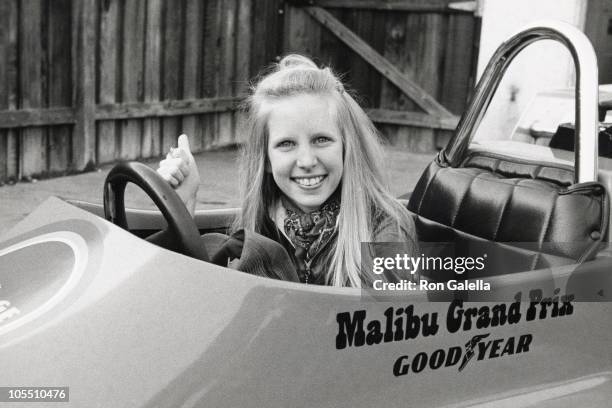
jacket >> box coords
[259,209,419,285]
[204,207,419,286]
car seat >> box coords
[407,22,609,278]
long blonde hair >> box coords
[234,55,413,287]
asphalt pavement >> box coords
[0,146,436,236]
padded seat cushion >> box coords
[408,153,608,265]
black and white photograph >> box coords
[1,0,611,406]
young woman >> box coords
[158,55,418,287]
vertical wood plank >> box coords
[235,0,252,95]
[368,9,386,106]
[437,13,475,149]
[47,0,72,173]
[284,4,321,59]
[250,0,268,75]
[233,0,252,143]
[182,0,204,152]
[272,0,285,64]
[161,0,184,151]
[441,13,475,115]
[345,9,376,107]
[6,0,18,181]
[251,0,283,77]
[0,0,19,182]
[20,0,47,177]
[143,0,162,158]
[202,0,220,148]
[333,9,353,73]
[120,0,145,160]
[217,0,237,146]
[97,0,119,164]
[0,0,7,182]
[72,0,96,170]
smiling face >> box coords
[266,93,344,212]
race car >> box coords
[1,20,611,407]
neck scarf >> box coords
[282,193,340,283]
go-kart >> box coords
[1,21,611,407]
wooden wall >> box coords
[95,0,269,163]
[284,3,478,151]
[0,0,477,183]
[0,0,75,182]
[95,0,252,163]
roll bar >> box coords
[443,20,599,183]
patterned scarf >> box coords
[282,193,340,283]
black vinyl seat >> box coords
[407,151,608,277]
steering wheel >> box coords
[103,161,209,261]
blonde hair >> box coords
[234,54,413,287]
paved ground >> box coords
[0,146,436,236]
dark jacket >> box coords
[259,213,419,285]
[204,211,419,286]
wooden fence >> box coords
[285,1,478,151]
[0,0,478,183]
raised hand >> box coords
[157,134,200,217]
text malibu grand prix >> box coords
[335,291,574,375]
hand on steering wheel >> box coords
[103,160,209,262]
